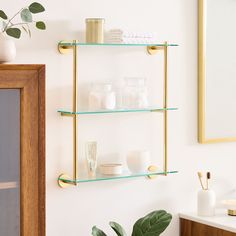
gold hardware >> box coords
[198,0,236,143]
[58,41,73,54]
[73,40,78,184]
[148,42,169,176]
[147,46,164,55]
[60,113,75,117]
[228,210,236,216]
[163,42,168,175]
[147,165,158,179]
[58,40,79,186]
[58,174,74,188]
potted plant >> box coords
[0,2,46,63]
[92,210,172,236]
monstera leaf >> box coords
[92,226,107,236]
[131,210,172,236]
[109,221,127,236]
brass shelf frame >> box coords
[57,41,174,188]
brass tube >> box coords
[73,40,78,184]
[163,42,168,175]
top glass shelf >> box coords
[58,42,179,47]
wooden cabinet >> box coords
[0,65,45,236]
[180,218,236,236]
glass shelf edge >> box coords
[58,42,178,47]
[58,107,178,115]
[59,171,178,184]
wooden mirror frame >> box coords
[198,0,236,144]
[0,65,45,236]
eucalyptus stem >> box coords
[3,7,24,32]
[1,2,46,38]
[8,22,29,28]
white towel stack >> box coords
[106,29,157,44]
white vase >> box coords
[0,33,16,63]
[197,189,216,216]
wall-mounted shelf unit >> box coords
[57,41,178,187]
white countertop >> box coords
[179,210,236,233]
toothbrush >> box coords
[206,172,211,190]
[198,172,205,190]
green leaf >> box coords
[0,10,7,20]
[6,28,21,39]
[36,21,46,30]
[29,2,45,13]
[20,8,32,22]
[92,226,107,236]
[109,222,127,236]
[131,210,172,236]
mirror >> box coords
[198,0,236,143]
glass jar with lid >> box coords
[122,77,149,109]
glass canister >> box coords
[122,77,149,108]
[88,83,116,110]
[86,18,105,43]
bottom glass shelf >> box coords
[59,170,178,184]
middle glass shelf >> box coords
[58,107,178,115]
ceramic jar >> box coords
[0,33,16,63]
[197,189,216,216]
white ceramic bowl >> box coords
[126,150,150,173]
[99,164,123,175]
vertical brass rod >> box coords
[163,42,168,175]
[73,40,78,185]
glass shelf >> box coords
[59,42,178,47]
[58,107,178,115]
[59,170,178,184]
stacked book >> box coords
[106,29,157,44]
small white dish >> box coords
[99,164,123,175]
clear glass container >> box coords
[88,83,116,110]
[122,77,149,108]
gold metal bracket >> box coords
[147,165,158,179]
[228,209,236,216]
[58,174,75,188]
[60,113,75,117]
[58,41,73,54]
[147,46,164,55]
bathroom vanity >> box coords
[180,212,236,236]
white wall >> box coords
[2,0,236,235]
